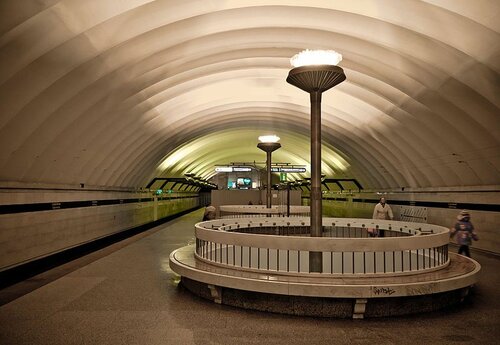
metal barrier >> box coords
[195,217,449,277]
[219,205,310,218]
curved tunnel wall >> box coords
[0,1,498,190]
[0,1,498,268]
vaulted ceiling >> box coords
[0,0,498,190]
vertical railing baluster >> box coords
[401,250,404,272]
[363,251,366,274]
[392,251,395,272]
[384,251,386,273]
[287,250,290,272]
[298,251,301,273]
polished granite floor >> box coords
[1,209,499,345]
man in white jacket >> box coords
[372,197,394,237]
[372,197,394,220]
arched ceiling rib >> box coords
[0,1,498,190]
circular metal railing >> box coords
[219,205,310,218]
[194,217,449,277]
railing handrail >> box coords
[195,217,449,252]
[194,217,449,276]
[219,205,310,214]
[198,217,445,234]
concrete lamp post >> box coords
[257,135,281,209]
[286,49,346,273]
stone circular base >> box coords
[180,277,472,318]
[170,245,480,318]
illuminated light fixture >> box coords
[257,135,282,209]
[286,49,346,273]
[258,135,280,143]
[290,49,342,68]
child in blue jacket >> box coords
[450,210,478,257]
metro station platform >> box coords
[0,209,499,345]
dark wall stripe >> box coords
[302,196,500,212]
[2,195,498,215]
[0,195,198,215]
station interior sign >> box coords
[215,166,305,173]
[215,166,252,172]
[271,167,306,173]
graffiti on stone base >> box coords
[372,286,396,296]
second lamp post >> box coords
[257,135,281,208]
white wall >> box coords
[316,188,500,254]
[0,186,199,270]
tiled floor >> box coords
[1,209,499,345]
